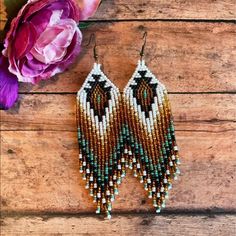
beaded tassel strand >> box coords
[124,59,180,213]
[77,63,126,219]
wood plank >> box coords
[1,130,236,213]
[92,0,236,20]
[18,22,236,93]
[1,0,236,22]
[0,0,6,31]
[1,94,235,131]
[1,215,236,235]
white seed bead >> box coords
[174,146,178,151]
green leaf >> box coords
[78,22,94,29]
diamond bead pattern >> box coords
[77,61,180,218]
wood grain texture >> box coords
[1,129,236,213]
[18,22,236,93]
[1,0,236,22]
[1,215,236,235]
[0,0,6,30]
[1,94,236,132]
[1,0,236,233]
[92,0,236,20]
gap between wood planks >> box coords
[1,94,235,131]
[1,209,236,217]
[18,92,236,95]
[1,19,236,26]
[83,19,236,24]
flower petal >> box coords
[78,0,101,20]
[58,28,82,69]
[30,19,77,64]
[13,22,38,59]
[20,57,48,78]
[34,29,82,82]
[29,8,52,36]
[3,0,81,84]
[0,56,19,110]
[47,1,70,19]
[24,0,80,22]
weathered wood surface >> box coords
[92,0,236,20]
[1,129,236,212]
[18,22,236,93]
[1,0,236,234]
[1,215,236,235]
[0,0,6,30]
[1,0,236,23]
[1,94,235,131]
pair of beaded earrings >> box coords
[76,32,180,219]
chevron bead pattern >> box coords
[77,61,180,218]
[77,63,126,219]
[124,60,180,213]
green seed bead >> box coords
[156,207,161,213]
[96,207,100,214]
[114,188,119,195]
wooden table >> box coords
[1,1,236,235]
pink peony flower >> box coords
[0,0,100,109]
[3,0,100,83]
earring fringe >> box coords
[123,60,180,213]
[77,63,126,219]
[77,60,180,217]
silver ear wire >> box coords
[140,31,147,60]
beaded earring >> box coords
[77,33,180,218]
[76,34,126,219]
[123,32,180,213]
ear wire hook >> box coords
[86,33,98,63]
[140,31,147,60]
